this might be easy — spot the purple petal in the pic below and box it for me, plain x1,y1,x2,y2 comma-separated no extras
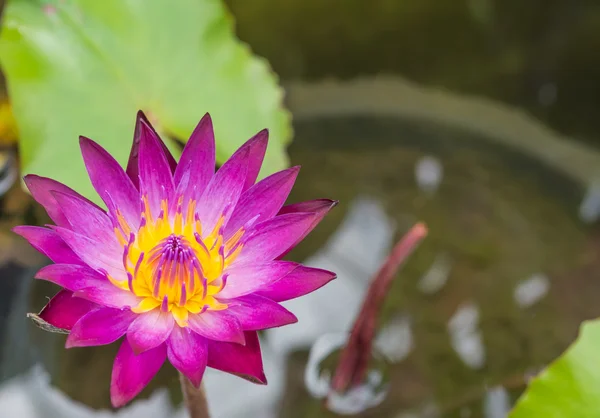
13,226,82,264
230,130,268,192
167,327,208,387
224,166,300,239
226,294,297,331
233,213,319,264
35,263,105,290
187,310,245,344
127,309,174,354
276,199,338,258
51,191,115,244
38,290,98,331
66,307,136,348
126,111,177,188
79,137,140,229
278,198,338,216
207,331,266,384
74,286,141,309
196,148,249,235
53,226,124,280
219,261,298,299
256,265,337,302
173,114,215,202
35,264,138,310
24,174,101,227
138,119,175,217
111,339,166,408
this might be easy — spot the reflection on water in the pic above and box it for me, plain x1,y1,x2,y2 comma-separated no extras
447,303,485,370
513,274,549,309
0,150,17,197
0,366,178,418
414,156,443,196
304,333,390,415
374,314,413,364
482,386,510,418
417,254,452,295
578,182,600,224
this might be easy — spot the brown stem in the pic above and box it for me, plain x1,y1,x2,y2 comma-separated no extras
179,373,211,418
330,222,428,393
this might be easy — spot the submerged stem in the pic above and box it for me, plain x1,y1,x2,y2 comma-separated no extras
179,373,211,418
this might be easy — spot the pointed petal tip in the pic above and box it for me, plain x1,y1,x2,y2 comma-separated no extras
200,112,213,124
317,199,339,210
78,135,91,146
136,109,148,122
11,225,26,236
64,335,81,349
253,129,269,146
242,371,268,385
110,394,128,409
22,173,40,188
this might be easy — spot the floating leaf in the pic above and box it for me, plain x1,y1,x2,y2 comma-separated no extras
0,0,291,203
510,319,600,417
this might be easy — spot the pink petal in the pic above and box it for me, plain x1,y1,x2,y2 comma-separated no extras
226,294,297,331
233,213,319,264
278,198,338,216
196,148,249,235
256,266,337,302
277,199,338,258
51,191,115,245
230,130,268,192
187,310,245,344
126,111,177,188
224,166,300,239
53,226,124,280
207,331,266,384
167,327,208,387
74,286,141,309
173,114,215,203
24,174,101,227
35,263,104,290
127,309,174,354
219,261,298,299
38,290,98,331
35,262,139,309
79,136,140,230
13,226,82,264
111,339,166,408
138,120,175,217
66,307,136,348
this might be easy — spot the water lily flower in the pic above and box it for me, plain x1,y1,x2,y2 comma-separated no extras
14,112,336,407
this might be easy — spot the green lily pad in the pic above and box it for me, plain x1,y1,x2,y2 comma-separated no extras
510,319,600,418
0,0,291,203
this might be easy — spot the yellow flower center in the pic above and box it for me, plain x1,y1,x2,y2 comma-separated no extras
108,196,244,327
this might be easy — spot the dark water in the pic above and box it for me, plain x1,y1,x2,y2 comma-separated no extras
279,114,600,417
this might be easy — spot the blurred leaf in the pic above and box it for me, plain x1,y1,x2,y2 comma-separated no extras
0,0,291,203
0,100,18,146
510,319,600,417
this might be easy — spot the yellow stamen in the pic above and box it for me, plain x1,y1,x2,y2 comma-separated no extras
114,195,243,326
